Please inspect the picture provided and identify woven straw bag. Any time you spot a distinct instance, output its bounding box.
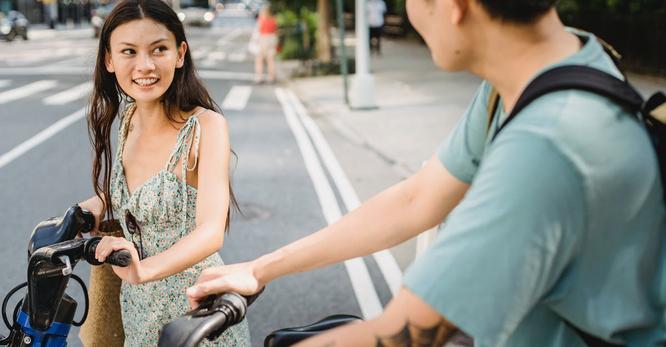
[79,219,125,347]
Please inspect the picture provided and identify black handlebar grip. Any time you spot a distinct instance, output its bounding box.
[106,250,131,267]
[83,237,131,267]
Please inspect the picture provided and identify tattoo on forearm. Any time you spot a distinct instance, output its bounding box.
[375,320,455,347]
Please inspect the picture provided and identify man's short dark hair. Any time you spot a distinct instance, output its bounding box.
[476,0,558,23]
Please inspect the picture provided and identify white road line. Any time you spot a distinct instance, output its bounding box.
[43,81,93,105]
[217,27,243,45]
[275,88,384,319]
[192,47,211,59]
[0,80,58,104]
[206,51,227,61]
[0,80,11,88]
[222,86,252,111]
[198,70,255,81]
[0,67,91,75]
[228,52,246,62]
[0,107,86,169]
[0,68,254,81]
[285,89,404,297]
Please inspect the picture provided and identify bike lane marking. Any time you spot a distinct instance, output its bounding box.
[0,107,86,169]
[222,85,252,111]
[284,89,404,297]
[275,87,384,319]
[43,81,93,105]
[0,80,58,104]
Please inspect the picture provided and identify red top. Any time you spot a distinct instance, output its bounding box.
[258,16,278,34]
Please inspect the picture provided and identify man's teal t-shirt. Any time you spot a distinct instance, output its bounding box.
[403,32,666,347]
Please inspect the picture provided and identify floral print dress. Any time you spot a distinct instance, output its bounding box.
[110,103,251,347]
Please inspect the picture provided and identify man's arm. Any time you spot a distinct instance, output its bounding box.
[297,288,457,347]
[254,155,469,282]
[187,156,469,302]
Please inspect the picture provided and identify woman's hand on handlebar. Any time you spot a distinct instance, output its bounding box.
[95,236,146,284]
[78,195,105,236]
[186,262,263,309]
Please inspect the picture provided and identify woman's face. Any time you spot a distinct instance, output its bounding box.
[105,18,187,105]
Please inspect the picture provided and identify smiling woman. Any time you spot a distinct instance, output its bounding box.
[77,0,250,346]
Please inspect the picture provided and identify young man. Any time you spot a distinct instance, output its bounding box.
[187,0,666,345]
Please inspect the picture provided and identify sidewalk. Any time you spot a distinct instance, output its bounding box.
[282,36,666,270]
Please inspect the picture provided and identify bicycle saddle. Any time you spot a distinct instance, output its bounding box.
[264,314,362,347]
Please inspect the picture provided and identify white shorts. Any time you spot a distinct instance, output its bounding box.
[257,33,278,58]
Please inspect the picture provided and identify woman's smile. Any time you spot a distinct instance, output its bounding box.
[133,77,160,88]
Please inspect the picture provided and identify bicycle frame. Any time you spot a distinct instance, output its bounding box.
[0,206,129,347]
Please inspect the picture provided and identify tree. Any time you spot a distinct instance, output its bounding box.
[315,0,332,63]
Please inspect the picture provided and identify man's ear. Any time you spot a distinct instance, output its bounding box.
[450,0,468,25]
[105,51,115,73]
[176,41,188,68]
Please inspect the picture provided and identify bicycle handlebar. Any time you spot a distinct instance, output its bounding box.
[84,237,132,267]
[158,290,263,347]
[27,237,130,331]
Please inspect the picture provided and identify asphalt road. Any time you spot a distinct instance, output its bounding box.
[0,10,395,346]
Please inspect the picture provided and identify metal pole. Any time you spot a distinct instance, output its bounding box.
[335,0,349,106]
[349,0,376,109]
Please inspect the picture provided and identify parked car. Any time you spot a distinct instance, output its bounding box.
[0,11,29,41]
[91,2,115,38]
[177,0,215,27]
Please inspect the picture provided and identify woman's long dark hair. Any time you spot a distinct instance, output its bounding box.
[88,0,239,231]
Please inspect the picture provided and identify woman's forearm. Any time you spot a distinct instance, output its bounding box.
[141,223,223,282]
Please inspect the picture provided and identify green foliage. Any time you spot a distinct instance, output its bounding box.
[274,7,318,60]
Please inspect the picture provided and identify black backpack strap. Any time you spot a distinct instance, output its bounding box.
[486,86,500,133]
[488,65,652,347]
[490,65,644,142]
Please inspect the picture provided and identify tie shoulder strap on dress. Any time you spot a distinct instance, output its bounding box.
[165,107,206,174]
[116,103,137,159]
[163,108,207,227]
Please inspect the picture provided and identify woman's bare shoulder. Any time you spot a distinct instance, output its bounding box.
[195,108,228,131]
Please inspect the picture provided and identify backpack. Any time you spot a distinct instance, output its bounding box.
[487,65,666,203]
[485,66,665,347]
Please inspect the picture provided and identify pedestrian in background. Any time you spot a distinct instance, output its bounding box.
[79,0,250,345]
[368,0,387,55]
[253,5,278,84]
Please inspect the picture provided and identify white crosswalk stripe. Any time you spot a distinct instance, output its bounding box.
[192,47,211,59]
[207,51,227,61]
[228,52,246,62]
[43,81,93,105]
[0,80,10,89]
[199,51,226,68]
[217,28,244,45]
[222,85,252,111]
[0,80,58,104]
